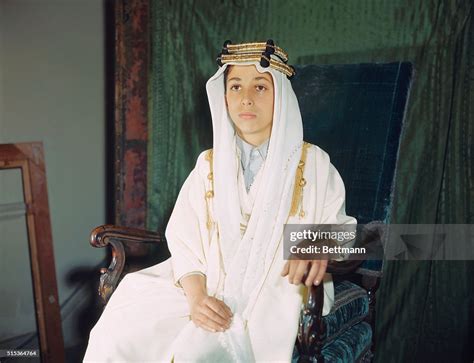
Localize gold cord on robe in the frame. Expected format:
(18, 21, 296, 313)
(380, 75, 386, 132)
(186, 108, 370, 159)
(205, 141, 310, 231)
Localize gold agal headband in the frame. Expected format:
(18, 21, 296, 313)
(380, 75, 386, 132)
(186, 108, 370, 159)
(216, 39, 296, 79)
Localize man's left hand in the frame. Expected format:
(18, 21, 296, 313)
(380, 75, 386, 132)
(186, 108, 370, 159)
(281, 259, 328, 287)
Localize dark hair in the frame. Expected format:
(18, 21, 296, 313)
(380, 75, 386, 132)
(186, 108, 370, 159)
(223, 65, 232, 93)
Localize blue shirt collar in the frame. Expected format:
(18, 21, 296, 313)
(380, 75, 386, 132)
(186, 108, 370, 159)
(235, 134, 270, 170)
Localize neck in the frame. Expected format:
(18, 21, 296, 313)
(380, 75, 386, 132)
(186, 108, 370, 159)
(237, 133, 270, 147)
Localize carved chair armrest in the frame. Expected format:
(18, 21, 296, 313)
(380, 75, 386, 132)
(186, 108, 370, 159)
(296, 258, 365, 362)
(90, 224, 165, 303)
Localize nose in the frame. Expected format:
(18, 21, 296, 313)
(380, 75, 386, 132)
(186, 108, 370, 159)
(241, 91, 253, 107)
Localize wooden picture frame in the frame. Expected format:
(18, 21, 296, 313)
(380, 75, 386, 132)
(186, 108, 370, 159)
(0, 142, 64, 362)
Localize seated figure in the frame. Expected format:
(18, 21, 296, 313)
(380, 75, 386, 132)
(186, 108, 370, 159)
(84, 40, 355, 362)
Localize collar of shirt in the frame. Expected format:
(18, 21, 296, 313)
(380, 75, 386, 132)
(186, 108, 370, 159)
(235, 135, 270, 171)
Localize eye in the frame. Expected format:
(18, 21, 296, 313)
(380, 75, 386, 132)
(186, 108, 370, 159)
(255, 85, 267, 92)
(229, 84, 241, 91)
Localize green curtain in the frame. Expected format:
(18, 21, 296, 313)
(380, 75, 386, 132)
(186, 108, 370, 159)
(148, 1, 474, 361)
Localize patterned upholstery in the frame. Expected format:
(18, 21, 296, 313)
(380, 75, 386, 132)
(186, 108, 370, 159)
(320, 322, 373, 363)
(356, 260, 383, 277)
(323, 281, 369, 344)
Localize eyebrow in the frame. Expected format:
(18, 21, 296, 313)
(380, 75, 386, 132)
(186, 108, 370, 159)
(227, 76, 272, 83)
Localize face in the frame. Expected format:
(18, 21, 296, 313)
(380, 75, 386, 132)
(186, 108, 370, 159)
(225, 65, 274, 146)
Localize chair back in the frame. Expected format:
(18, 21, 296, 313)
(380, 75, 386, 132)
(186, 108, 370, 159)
(292, 62, 413, 273)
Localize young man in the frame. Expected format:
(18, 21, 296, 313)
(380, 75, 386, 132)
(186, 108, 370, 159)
(84, 40, 355, 362)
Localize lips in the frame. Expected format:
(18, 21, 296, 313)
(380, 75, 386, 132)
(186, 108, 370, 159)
(238, 112, 257, 119)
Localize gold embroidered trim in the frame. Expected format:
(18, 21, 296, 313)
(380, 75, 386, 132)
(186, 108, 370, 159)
(220, 54, 295, 77)
(205, 149, 214, 230)
(289, 142, 310, 217)
(226, 42, 289, 62)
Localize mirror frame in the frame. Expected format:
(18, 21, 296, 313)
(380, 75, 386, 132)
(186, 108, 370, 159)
(0, 142, 64, 362)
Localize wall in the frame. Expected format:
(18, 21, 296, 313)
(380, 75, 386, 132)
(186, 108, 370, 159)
(0, 0, 107, 349)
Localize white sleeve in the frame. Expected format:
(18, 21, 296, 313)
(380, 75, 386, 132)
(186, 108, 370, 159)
(165, 153, 209, 285)
(321, 163, 357, 260)
(321, 163, 356, 226)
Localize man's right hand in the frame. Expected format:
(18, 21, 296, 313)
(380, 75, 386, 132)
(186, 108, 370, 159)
(179, 273, 233, 332)
(188, 294, 233, 333)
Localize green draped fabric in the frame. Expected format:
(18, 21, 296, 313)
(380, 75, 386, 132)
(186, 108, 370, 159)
(148, 1, 474, 361)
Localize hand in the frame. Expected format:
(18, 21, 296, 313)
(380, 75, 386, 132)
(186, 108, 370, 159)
(281, 259, 328, 287)
(188, 294, 233, 333)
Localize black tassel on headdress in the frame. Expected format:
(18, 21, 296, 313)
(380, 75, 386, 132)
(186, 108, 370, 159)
(260, 52, 270, 68)
(265, 39, 275, 55)
(216, 39, 232, 66)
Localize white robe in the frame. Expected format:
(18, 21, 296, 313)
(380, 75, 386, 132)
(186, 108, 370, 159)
(84, 144, 355, 363)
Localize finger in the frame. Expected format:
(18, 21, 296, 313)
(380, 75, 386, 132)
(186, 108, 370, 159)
(305, 261, 320, 287)
(197, 311, 228, 332)
(288, 261, 298, 283)
(215, 300, 233, 320)
(194, 315, 225, 333)
(281, 261, 290, 277)
(211, 297, 233, 318)
(200, 304, 230, 328)
(206, 298, 233, 322)
(191, 315, 213, 331)
(220, 301, 234, 318)
(293, 261, 309, 285)
(314, 259, 328, 286)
